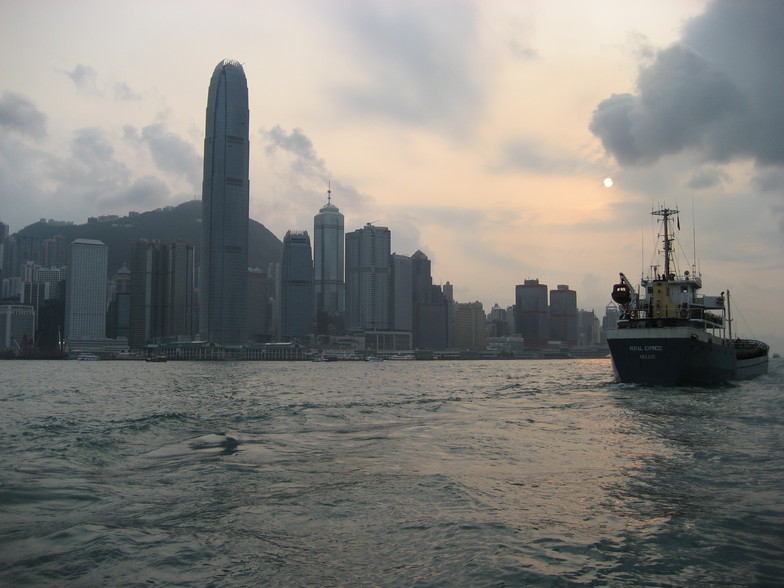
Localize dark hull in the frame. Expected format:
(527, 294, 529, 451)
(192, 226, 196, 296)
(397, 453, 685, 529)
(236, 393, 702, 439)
(607, 327, 736, 385)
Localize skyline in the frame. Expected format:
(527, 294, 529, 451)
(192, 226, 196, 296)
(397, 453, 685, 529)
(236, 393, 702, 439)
(1, 0, 782, 351)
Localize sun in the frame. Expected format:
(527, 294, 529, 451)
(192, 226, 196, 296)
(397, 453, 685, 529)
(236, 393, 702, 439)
(603, 177, 614, 188)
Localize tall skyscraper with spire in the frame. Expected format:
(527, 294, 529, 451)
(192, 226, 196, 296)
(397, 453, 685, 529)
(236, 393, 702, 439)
(313, 186, 344, 333)
(200, 59, 250, 345)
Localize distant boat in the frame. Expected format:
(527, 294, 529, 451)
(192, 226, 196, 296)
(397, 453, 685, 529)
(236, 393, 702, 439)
(145, 356, 168, 363)
(387, 353, 415, 361)
(607, 206, 768, 385)
(76, 353, 100, 361)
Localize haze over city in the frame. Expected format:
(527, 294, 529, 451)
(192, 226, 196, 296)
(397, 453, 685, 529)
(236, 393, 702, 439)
(1, 0, 782, 351)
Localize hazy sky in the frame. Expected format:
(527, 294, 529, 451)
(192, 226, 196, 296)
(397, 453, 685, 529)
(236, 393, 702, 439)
(1, 0, 782, 350)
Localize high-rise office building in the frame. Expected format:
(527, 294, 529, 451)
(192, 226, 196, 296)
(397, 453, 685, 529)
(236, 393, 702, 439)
(129, 240, 194, 349)
(313, 187, 345, 333)
(514, 278, 549, 347)
(280, 230, 314, 340)
(391, 253, 413, 332)
(345, 223, 392, 332)
(455, 301, 486, 350)
(166, 240, 194, 341)
(200, 59, 250, 345)
(129, 240, 165, 349)
(411, 250, 452, 349)
(65, 239, 108, 342)
(550, 284, 577, 346)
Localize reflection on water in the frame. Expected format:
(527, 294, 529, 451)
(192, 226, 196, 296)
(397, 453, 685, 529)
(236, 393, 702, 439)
(0, 358, 781, 586)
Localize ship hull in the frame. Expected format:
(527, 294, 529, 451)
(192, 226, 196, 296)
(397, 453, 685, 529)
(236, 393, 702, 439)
(735, 355, 768, 380)
(607, 327, 736, 385)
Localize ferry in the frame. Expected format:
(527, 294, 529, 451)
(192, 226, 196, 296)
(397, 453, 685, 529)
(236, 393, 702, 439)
(606, 206, 768, 385)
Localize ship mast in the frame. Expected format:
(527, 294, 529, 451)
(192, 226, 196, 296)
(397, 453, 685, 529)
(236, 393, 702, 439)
(653, 207, 677, 280)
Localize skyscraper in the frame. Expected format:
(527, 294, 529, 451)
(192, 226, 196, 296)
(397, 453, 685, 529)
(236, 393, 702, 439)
(411, 250, 452, 350)
(280, 230, 314, 340)
(200, 59, 250, 345)
(345, 223, 392, 331)
(515, 278, 549, 347)
(129, 240, 194, 349)
(313, 187, 344, 332)
(550, 284, 577, 346)
(65, 239, 108, 342)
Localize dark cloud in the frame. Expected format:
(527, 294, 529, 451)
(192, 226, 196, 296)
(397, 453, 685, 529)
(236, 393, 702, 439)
(686, 167, 729, 190)
(139, 123, 201, 187)
(752, 168, 784, 194)
(590, 0, 784, 167)
(263, 125, 326, 176)
(116, 176, 171, 207)
(330, 0, 483, 136)
(0, 92, 47, 139)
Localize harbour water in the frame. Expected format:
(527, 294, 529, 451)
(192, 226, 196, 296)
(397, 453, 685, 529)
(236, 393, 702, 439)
(1, 358, 782, 586)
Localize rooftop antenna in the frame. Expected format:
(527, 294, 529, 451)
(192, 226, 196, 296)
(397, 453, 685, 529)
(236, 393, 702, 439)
(327, 181, 332, 205)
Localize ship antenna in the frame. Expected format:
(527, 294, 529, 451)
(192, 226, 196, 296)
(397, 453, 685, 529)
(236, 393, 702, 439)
(692, 195, 697, 275)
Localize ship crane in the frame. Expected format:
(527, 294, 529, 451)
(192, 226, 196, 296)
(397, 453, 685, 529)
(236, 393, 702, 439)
(611, 272, 638, 319)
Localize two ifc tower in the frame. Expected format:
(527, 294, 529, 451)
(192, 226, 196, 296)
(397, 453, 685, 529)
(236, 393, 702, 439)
(201, 59, 342, 345)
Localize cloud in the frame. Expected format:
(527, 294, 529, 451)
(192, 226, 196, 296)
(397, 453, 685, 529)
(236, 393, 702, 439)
(263, 125, 326, 177)
(500, 136, 581, 174)
(590, 0, 784, 168)
(0, 92, 47, 139)
(686, 167, 729, 190)
(510, 40, 538, 61)
(138, 123, 201, 187)
(330, 0, 483, 136)
(114, 81, 141, 101)
(58, 64, 141, 102)
(60, 64, 101, 95)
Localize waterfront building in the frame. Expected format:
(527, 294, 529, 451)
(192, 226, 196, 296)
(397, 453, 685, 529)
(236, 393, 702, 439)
(166, 240, 194, 341)
(0, 304, 35, 353)
(65, 239, 108, 342)
(280, 230, 314, 340)
(200, 59, 250, 345)
(345, 223, 392, 332)
(411, 250, 452, 350)
(515, 278, 549, 347)
(247, 267, 274, 342)
(455, 301, 487, 350)
(129, 240, 194, 349)
(391, 253, 413, 333)
(550, 284, 578, 346)
(313, 187, 345, 333)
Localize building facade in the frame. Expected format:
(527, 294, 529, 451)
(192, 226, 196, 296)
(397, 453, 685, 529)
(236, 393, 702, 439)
(313, 189, 344, 333)
(549, 284, 578, 346)
(65, 239, 108, 342)
(454, 301, 486, 350)
(200, 59, 250, 345)
(515, 278, 549, 347)
(280, 230, 314, 340)
(0, 304, 35, 353)
(345, 224, 392, 332)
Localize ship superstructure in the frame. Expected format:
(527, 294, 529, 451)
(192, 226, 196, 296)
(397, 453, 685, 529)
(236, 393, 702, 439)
(607, 207, 768, 385)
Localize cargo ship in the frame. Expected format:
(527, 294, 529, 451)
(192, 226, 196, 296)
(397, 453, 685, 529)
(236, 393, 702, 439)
(606, 206, 768, 385)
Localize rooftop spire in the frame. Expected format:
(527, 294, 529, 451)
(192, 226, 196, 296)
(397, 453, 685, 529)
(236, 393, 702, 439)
(327, 181, 332, 205)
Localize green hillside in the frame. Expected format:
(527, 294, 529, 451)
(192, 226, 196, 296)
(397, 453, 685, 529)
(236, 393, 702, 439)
(15, 200, 282, 276)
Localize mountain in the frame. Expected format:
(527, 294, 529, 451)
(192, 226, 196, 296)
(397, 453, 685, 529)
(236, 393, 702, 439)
(14, 200, 283, 276)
